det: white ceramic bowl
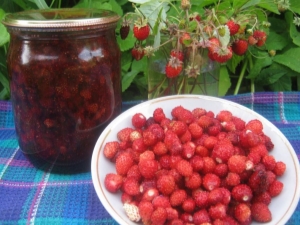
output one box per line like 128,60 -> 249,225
91,95 -> 300,225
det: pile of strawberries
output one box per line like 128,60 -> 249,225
103,105 -> 286,225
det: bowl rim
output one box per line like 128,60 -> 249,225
91,94 -> 300,225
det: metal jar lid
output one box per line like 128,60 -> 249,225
2,8 -> 120,32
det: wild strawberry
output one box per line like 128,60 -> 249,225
165,56 -> 183,78
133,24 -> 150,41
177,108 -> 194,124
216,110 -> 233,122
139,150 -> 155,162
268,180 -> 283,197
273,161 -> 286,176
214,163 -> 228,178
193,209 -> 211,224
130,130 -> 142,142
142,129 -> 158,146
115,151 -> 135,175
209,203 -> 227,220
211,140 -> 234,163
153,141 -> 168,156
182,141 -> 196,159
251,202 -> 272,222
151,207 -> 168,225
165,207 -> 179,221
159,154 -> 171,169
234,203 -> 251,223
203,136 -> 218,150
180,212 -> 193,223
179,129 -> 192,143
170,49 -> 184,61
227,155 -> 247,174
179,32 -> 191,45
192,107 -> 206,118
104,173 -> 123,193
170,189 -> 187,207
190,155 -> 204,172
157,174 -> 176,195
253,30 -> 267,47
117,127 -> 134,142
232,116 -> 245,131
153,107 -> 166,123
248,35 -> 258,45
123,203 -> 141,222
152,195 -> 171,208
188,122 -> 203,139
212,46 -> 233,63
231,184 -> 253,202
131,113 -> 146,129
195,145 -> 209,157
208,37 -> 220,53
171,105 -> 185,118
252,191 -> 272,205
207,187 -> 224,205
138,201 -> 154,223
140,179 -> 156,193
131,138 -> 146,154
127,165 -> 142,181
148,123 -> 165,141
239,130 -> 262,148
123,177 -> 140,196
185,172 -> 202,189
141,188 -> 160,201
226,20 -> 240,35
131,46 -> 145,61
208,125 -> 221,136
138,159 -> 159,179
202,156 -> 217,174
168,168 -> 183,184
246,119 -> 263,134
176,159 -> 193,177
169,120 -> 187,136
262,154 -> 276,170
164,130 -> 183,155
103,141 -> 119,160
225,172 -> 241,186
232,39 -> 248,55
193,190 -> 209,208
182,198 -> 196,213
120,23 -> 130,40
249,144 -> 268,157
202,173 -> 221,191
248,169 -> 269,194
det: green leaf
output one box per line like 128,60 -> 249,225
109,0 -> 123,16
226,54 -> 244,74
121,51 -> 133,72
256,63 -> 287,86
273,48 -> 300,73
240,0 -> 261,10
28,0 -> 49,9
258,0 -> 279,14
285,11 -> 300,47
247,52 -> 272,79
290,0 -> 300,14
269,75 -> 291,91
0,71 -> 9,94
218,65 -> 231,96
117,31 -> 135,52
265,31 -> 289,51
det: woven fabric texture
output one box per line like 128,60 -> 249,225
0,92 -> 299,224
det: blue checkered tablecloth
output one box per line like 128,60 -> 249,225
0,92 -> 299,224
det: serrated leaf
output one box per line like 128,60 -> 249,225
255,63 -> 287,86
121,51 -> 133,72
247,52 -> 272,79
265,31 -> 289,51
290,0 -> 300,14
240,0 -> 261,10
226,54 -> 244,74
269,75 -> 291,91
117,32 -> 136,52
109,0 -> 123,16
273,48 -> 300,73
219,65 -> 231,96
258,0 -> 279,14
285,11 -> 300,47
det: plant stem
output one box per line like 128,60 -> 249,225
234,57 -> 248,95
248,55 -> 255,93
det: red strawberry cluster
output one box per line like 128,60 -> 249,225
104,106 -> 285,225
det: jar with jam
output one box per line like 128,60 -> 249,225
3,8 -> 121,172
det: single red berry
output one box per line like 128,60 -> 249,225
153,107 -> 166,123
268,179 -> 283,197
151,207 -> 168,225
103,141 -> 119,160
202,173 -> 221,191
138,201 -> 154,222
104,173 -> 123,193
131,46 -> 145,61
226,20 -> 240,35
165,57 -> 183,78
211,140 -> 235,163
273,161 -> 286,176
131,113 -> 146,128
225,172 -> 241,186
157,174 -> 176,195
170,49 -> 184,61
176,159 -> 193,177
179,32 -> 191,45
232,39 -> 248,56
234,203 -> 251,223
251,202 -> 272,222
123,177 -> 140,196
185,172 -> 202,189
227,155 -> 247,174
182,198 -> 196,213
170,189 -> 188,207
152,195 -> 171,209
115,151 -> 135,175
133,24 -> 150,41
231,184 -> 253,202
117,127 -> 134,142
193,209 -> 211,224
138,159 -> 159,179
208,203 -> 227,220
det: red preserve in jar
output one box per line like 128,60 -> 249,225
3,8 -> 121,171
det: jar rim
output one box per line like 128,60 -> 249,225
2,8 -> 120,31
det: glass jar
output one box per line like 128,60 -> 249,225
3,8 -> 121,171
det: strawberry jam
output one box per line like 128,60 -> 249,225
3,9 -> 121,170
